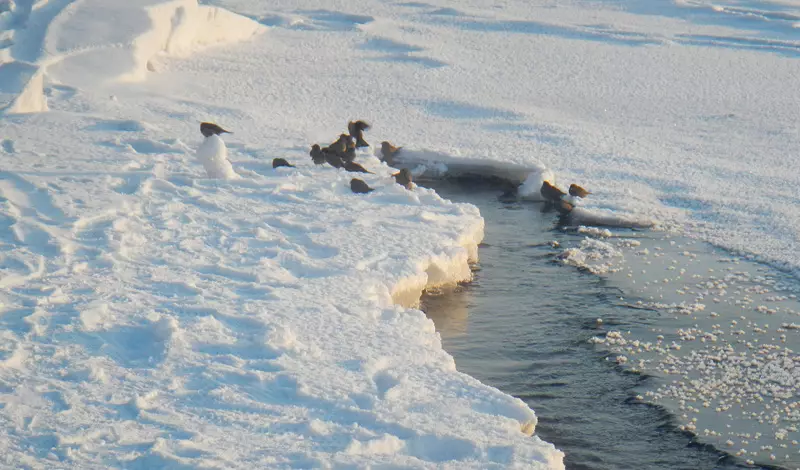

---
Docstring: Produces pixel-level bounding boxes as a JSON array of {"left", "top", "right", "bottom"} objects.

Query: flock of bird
[
  {"left": 540, "top": 180, "right": 591, "bottom": 214},
  {"left": 199, "top": 120, "right": 590, "bottom": 212},
  {"left": 200, "top": 119, "right": 413, "bottom": 195}
]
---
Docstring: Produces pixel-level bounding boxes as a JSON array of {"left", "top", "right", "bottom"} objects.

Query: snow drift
[{"left": 0, "top": 0, "right": 264, "bottom": 113}]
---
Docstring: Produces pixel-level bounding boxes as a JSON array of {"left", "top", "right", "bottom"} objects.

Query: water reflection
[{"left": 421, "top": 285, "right": 472, "bottom": 339}]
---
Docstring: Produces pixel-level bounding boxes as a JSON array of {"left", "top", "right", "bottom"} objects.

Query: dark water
[{"left": 420, "top": 180, "right": 765, "bottom": 470}]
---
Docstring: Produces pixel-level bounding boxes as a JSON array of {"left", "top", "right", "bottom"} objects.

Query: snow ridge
[{"left": 0, "top": 0, "right": 264, "bottom": 113}]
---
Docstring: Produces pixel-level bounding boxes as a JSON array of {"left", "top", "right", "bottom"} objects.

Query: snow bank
[
  {"left": 385, "top": 147, "right": 551, "bottom": 188},
  {"left": 0, "top": 125, "right": 563, "bottom": 468},
  {"left": 0, "top": 0, "right": 264, "bottom": 112},
  {"left": 0, "top": 0, "right": 566, "bottom": 466}
]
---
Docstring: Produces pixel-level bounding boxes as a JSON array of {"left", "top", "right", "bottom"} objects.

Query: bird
[
  {"left": 310, "top": 144, "right": 325, "bottom": 165},
  {"left": 569, "top": 183, "right": 591, "bottom": 198},
  {"left": 329, "top": 134, "right": 350, "bottom": 157},
  {"left": 342, "top": 138, "right": 357, "bottom": 163},
  {"left": 380, "top": 141, "right": 402, "bottom": 166},
  {"left": 540, "top": 181, "right": 566, "bottom": 202},
  {"left": 322, "top": 148, "right": 344, "bottom": 168},
  {"left": 393, "top": 168, "right": 413, "bottom": 190},
  {"left": 350, "top": 178, "right": 374, "bottom": 194},
  {"left": 273, "top": 158, "right": 295, "bottom": 169},
  {"left": 348, "top": 120, "right": 370, "bottom": 148},
  {"left": 197, "top": 123, "right": 236, "bottom": 179},
  {"left": 344, "top": 161, "right": 372, "bottom": 174},
  {"left": 200, "top": 122, "right": 231, "bottom": 138}
]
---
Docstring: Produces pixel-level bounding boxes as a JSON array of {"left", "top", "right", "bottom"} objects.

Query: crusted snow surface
[{"left": 0, "top": 0, "right": 565, "bottom": 468}]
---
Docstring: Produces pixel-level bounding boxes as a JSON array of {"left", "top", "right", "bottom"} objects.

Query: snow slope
[{"left": 0, "top": 0, "right": 564, "bottom": 468}]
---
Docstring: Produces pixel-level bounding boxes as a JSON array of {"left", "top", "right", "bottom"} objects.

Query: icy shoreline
[{"left": 0, "top": 0, "right": 565, "bottom": 467}]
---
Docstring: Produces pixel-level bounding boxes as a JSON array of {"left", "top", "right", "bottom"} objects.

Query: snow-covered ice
[
  {"left": 1, "top": 0, "right": 799, "bottom": 466},
  {"left": 0, "top": 0, "right": 565, "bottom": 467}
]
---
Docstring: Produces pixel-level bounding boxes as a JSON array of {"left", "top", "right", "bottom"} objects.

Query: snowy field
[{"left": 0, "top": 0, "right": 798, "bottom": 467}]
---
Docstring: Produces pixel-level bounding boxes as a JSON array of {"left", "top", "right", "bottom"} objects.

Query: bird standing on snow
[
  {"left": 273, "top": 158, "right": 295, "bottom": 169},
  {"left": 350, "top": 178, "right": 374, "bottom": 194},
  {"left": 322, "top": 148, "right": 344, "bottom": 168},
  {"left": 343, "top": 138, "right": 357, "bottom": 163},
  {"left": 310, "top": 144, "right": 325, "bottom": 165},
  {"left": 196, "top": 122, "right": 237, "bottom": 179},
  {"left": 393, "top": 168, "right": 413, "bottom": 190},
  {"left": 329, "top": 134, "right": 350, "bottom": 157},
  {"left": 569, "top": 184, "right": 591, "bottom": 198},
  {"left": 348, "top": 120, "right": 370, "bottom": 148},
  {"left": 344, "top": 161, "right": 372, "bottom": 174}
]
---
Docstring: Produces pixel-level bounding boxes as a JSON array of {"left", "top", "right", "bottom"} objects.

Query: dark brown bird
[
  {"left": 569, "top": 183, "right": 591, "bottom": 198},
  {"left": 344, "top": 161, "right": 372, "bottom": 174},
  {"left": 348, "top": 120, "right": 370, "bottom": 148},
  {"left": 540, "top": 181, "right": 566, "bottom": 202},
  {"left": 329, "top": 134, "right": 350, "bottom": 156},
  {"left": 350, "top": 178, "right": 374, "bottom": 194},
  {"left": 393, "top": 168, "right": 413, "bottom": 190},
  {"left": 342, "top": 138, "right": 357, "bottom": 163},
  {"left": 200, "top": 122, "right": 231, "bottom": 137},
  {"left": 380, "top": 141, "right": 402, "bottom": 162},
  {"left": 322, "top": 148, "right": 344, "bottom": 168},
  {"left": 273, "top": 158, "right": 295, "bottom": 169},
  {"left": 310, "top": 144, "right": 325, "bottom": 165}
]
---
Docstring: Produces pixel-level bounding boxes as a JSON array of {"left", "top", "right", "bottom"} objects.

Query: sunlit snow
[{"left": 1, "top": 0, "right": 798, "bottom": 467}]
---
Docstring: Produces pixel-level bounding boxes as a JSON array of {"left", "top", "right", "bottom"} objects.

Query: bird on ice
[
  {"left": 540, "top": 181, "right": 566, "bottom": 202},
  {"left": 540, "top": 181, "right": 573, "bottom": 214},
  {"left": 350, "top": 178, "right": 374, "bottom": 194},
  {"left": 343, "top": 138, "right": 357, "bottom": 163},
  {"left": 393, "top": 168, "right": 413, "bottom": 190},
  {"left": 200, "top": 122, "right": 232, "bottom": 138},
  {"left": 344, "top": 161, "right": 372, "bottom": 174},
  {"left": 348, "top": 120, "right": 370, "bottom": 148},
  {"left": 273, "top": 158, "right": 295, "bottom": 169},
  {"left": 328, "top": 134, "right": 351, "bottom": 157},
  {"left": 380, "top": 141, "right": 402, "bottom": 165},
  {"left": 310, "top": 144, "right": 326, "bottom": 165},
  {"left": 196, "top": 122, "right": 237, "bottom": 179},
  {"left": 569, "top": 183, "right": 591, "bottom": 198}
]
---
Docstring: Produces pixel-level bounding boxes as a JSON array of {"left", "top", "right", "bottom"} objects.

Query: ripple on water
[{"left": 421, "top": 180, "right": 778, "bottom": 470}]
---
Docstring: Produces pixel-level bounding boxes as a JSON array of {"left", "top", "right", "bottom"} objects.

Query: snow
[
  {"left": 0, "top": 0, "right": 564, "bottom": 467},
  {"left": 1, "top": 0, "right": 799, "bottom": 466},
  {"left": 196, "top": 134, "right": 237, "bottom": 179}
]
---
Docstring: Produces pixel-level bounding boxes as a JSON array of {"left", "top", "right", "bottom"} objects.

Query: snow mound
[
  {"left": 196, "top": 134, "right": 238, "bottom": 179},
  {"left": 0, "top": 0, "right": 265, "bottom": 105}
]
